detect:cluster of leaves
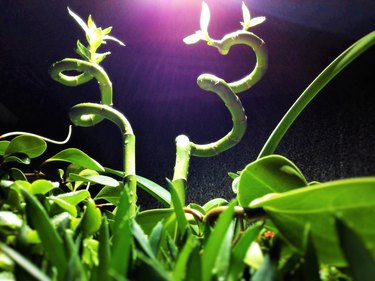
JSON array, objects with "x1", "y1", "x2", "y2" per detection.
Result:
[
  {"x1": 1, "y1": 4, "x2": 375, "y2": 281},
  {"x1": 1, "y1": 137, "x2": 375, "y2": 280}
]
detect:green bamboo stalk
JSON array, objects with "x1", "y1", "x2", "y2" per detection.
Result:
[
  {"x1": 258, "y1": 31, "x2": 375, "y2": 159},
  {"x1": 172, "y1": 28, "x2": 267, "y2": 205},
  {"x1": 70, "y1": 103, "x2": 137, "y2": 216}
]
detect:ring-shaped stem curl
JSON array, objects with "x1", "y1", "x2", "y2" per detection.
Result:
[
  {"x1": 190, "y1": 74, "x2": 247, "y2": 157},
  {"x1": 209, "y1": 30, "x2": 267, "y2": 94},
  {"x1": 70, "y1": 103, "x2": 137, "y2": 215},
  {"x1": 49, "y1": 58, "x2": 113, "y2": 106}
]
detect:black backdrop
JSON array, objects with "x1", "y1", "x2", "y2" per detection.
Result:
[{"x1": 1, "y1": 0, "x2": 374, "y2": 208}]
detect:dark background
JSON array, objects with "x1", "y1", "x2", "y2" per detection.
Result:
[{"x1": 1, "y1": 0, "x2": 374, "y2": 208}]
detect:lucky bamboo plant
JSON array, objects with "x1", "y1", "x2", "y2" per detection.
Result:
[{"x1": 0, "y1": 2, "x2": 374, "y2": 280}]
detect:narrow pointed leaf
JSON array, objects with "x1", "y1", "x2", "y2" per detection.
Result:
[
  {"x1": 149, "y1": 222, "x2": 163, "y2": 256},
  {"x1": 69, "y1": 173, "x2": 119, "y2": 187},
  {"x1": 168, "y1": 179, "x2": 188, "y2": 235},
  {"x1": 173, "y1": 236, "x2": 199, "y2": 281},
  {"x1": 200, "y1": 1, "x2": 210, "y2": 34},
  {"x1": 50, "y1": 196, "x2": 77, "y2": 217},
  {"x1": 242, "y1": 2, "x2": 251, "y2": 25},
  {"x1": 137, "y1": 175, "x2": 171, "y2": 207},
  {"x1": 68, "y1": 7, "x2": 89, "y2": 35},
  {"x1": 183, "y1": 33, "x2": 203, "y2": 45},
  {"x1": 97, "y1": 216, "x2": 111, "y2": 281},
  {"x1": 0, "y1": 242, "x2": 51, "y2": 281},
  {"x1": 202, "y1": 202, "x2": 235, "y2": 281},
  {"x1": 21, "y1": 189, "x2": 67, "y2": 275}
]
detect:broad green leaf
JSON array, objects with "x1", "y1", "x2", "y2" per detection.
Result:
[
  {"x1": 10, "y1": 168, "x2": 27, "y2": 181},
  {"x1": 336, "y1": 218, "x2": 375, "y2": 280},
  {"x1": 137, "y1": 175, "x2": 171, "y2": 207},
  {"x1": 3, "y1": 154, "x2": 30, "y2": 165},
  {"x1": 5, "y1": 135, "x2": 46, "y2": 158},
  {"x1": 30, "y1": 180, "x2": 56, "y2": 195},
  {"x1": 94, "y1": 185, "x2": 122, "y2": 205},
  {"x1": 238, "y1": 155, "x2": 307, "y2": 207},
  {"x1": 56, "y1": 190, "x2": 90, "y2": 206},
  {"x1": 0, "y1": 140, "x2": 10, "y2": 155},
  {"x1": 69, "y1": 173, "x2": 119, "y2": 187},
  {"x1": 250, "y1": 177, "x2": 375, "y2": 266},
  {"x1": 12, "y1": 180, "x2": 31, "y2": 193},
  {"x1": 136, "y1": 208, "x2": 174, "y2": 235},
  {"x1": 244, "y1": 242, "x2": 264, "y2": 269},
  {"x1": 80, "y1": 198, "x2": 102, "y2": 238},
  {"x1": 202, "y1": 202, "x2": 235, "y2": 281},
  {"x1": 44, "y1": 148, "x2": 104, "y2": 171},
  {"x1": 202, "y1": 198, "x2": 228, "y2": 213},
  {"x1": 21, "y1": 189, "x2": 67, "y2": 275},
  {"x1": 0, "y1": 242, "x2": 51, "y2": 281},
  {"x1": 49, "y1": 196, "x2": 77, "y2": 217},
  {"x1": 229, "y1": 222, "x2": 262, "y2": 280}
]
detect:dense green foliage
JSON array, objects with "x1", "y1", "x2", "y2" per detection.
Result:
[{"x1": 1, "y1": 2, "x2": 374, "y2": 280}]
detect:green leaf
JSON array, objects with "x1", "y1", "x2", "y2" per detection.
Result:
[
  {"x1": 80, "y1": 198, "x2": 102, "y2": 238},
  {"x1": 94, "y1": 185, "x2": 121, "y2": 205},
  {"x1": 173, "y1": 236, "x2": 199, "y2": 281},
  {"x1": 93, "y1": 52, "x2": 111, "y2": 64},
  {"x1": 168, "y1": 179, "x2": 188, "y2": 236},
  {"x1": 136, "y1": 208, "x2": 174, "y2": 235},
  {"x1": 214, "y1": 221, "x2": 235, "y2": 280},
  {"x1": 69, "y1": 173, "x2": 119, "y2": 187},
  {"x1": 3, "y1": 154, "x2": 30, "y2": 165},
  {"x1": 200, "y1": 1, "x2": 210, "y2": 34},
  {"x1": 0, "y1": 211, "x2": 22, "y2": 231},
  {"x1": 68, "y1": 7, "x2": 89, "y2": 36},
  {"x1": 75, "y1": 40, "x2": 91, "y2": 61},
  {"x1": 21, "y1": 189, "x2": 67, "y2": 275},
  {"x1": 149, "y1": 221, "x2": 163, "y2": 256},
  {"x1": 97, "y1": 216, "x2": 111, "y2": 281},
  {"x1": 137, "y1": 175, "x2": 171, "y2": 207},
  {"x1": 10, "y1": 168, "x2": 27, "y2": 181},
  {"x1": 5, "y1": 135, "x2": 46, "y2": 158},
  {"x1": 202, "y1": 202, "x2": 235, "y2": 281},
  {"x1": 336, "y1": 218, "x2": 375, "y2": 281},
  {"x1": 0, "y1": 242, "x2": 51, "y2": 281},
  {"x1": 238, "y1": 155, "x2": 307, "y2": 207},
  {"x1": 30, "y1": 180, "x2": 56, "y2": 195},
  {"x1": 252, "y1": 255, "x2": 277, "y2": 281},
  {"x1": 250, "y1": 177, "x2": 375, "y2": 266},
  {"x1": 56, "y1": 190, "x2": 90, "y2": 206},
  {"x1": 49, "y1": 196, "x2": 77, "y2": 217},
  {"x1": 0, "y1": 140, "x2": 10, "y2": 155},
  {"x1": 111, "y1": 190, "x2": 132, "y2": 278},
  {"x1": 259, "y1": 31, "x2": 375, "y2": 158},
  {"x1": 102, "y1": 26, "x2": 112, "y2": 35},
  {"x1": 229, "y1": 222, "x2": 262, "y2": 280},
  {"x1": 132, "y1": 220, "x2": 155, "y2": 259},
  {"x1": 44, "y1": 148, "x2": 104, "y2": 171},
  {"x1": 202, "y1": 198, "x2": 228, "y2": 213}
]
